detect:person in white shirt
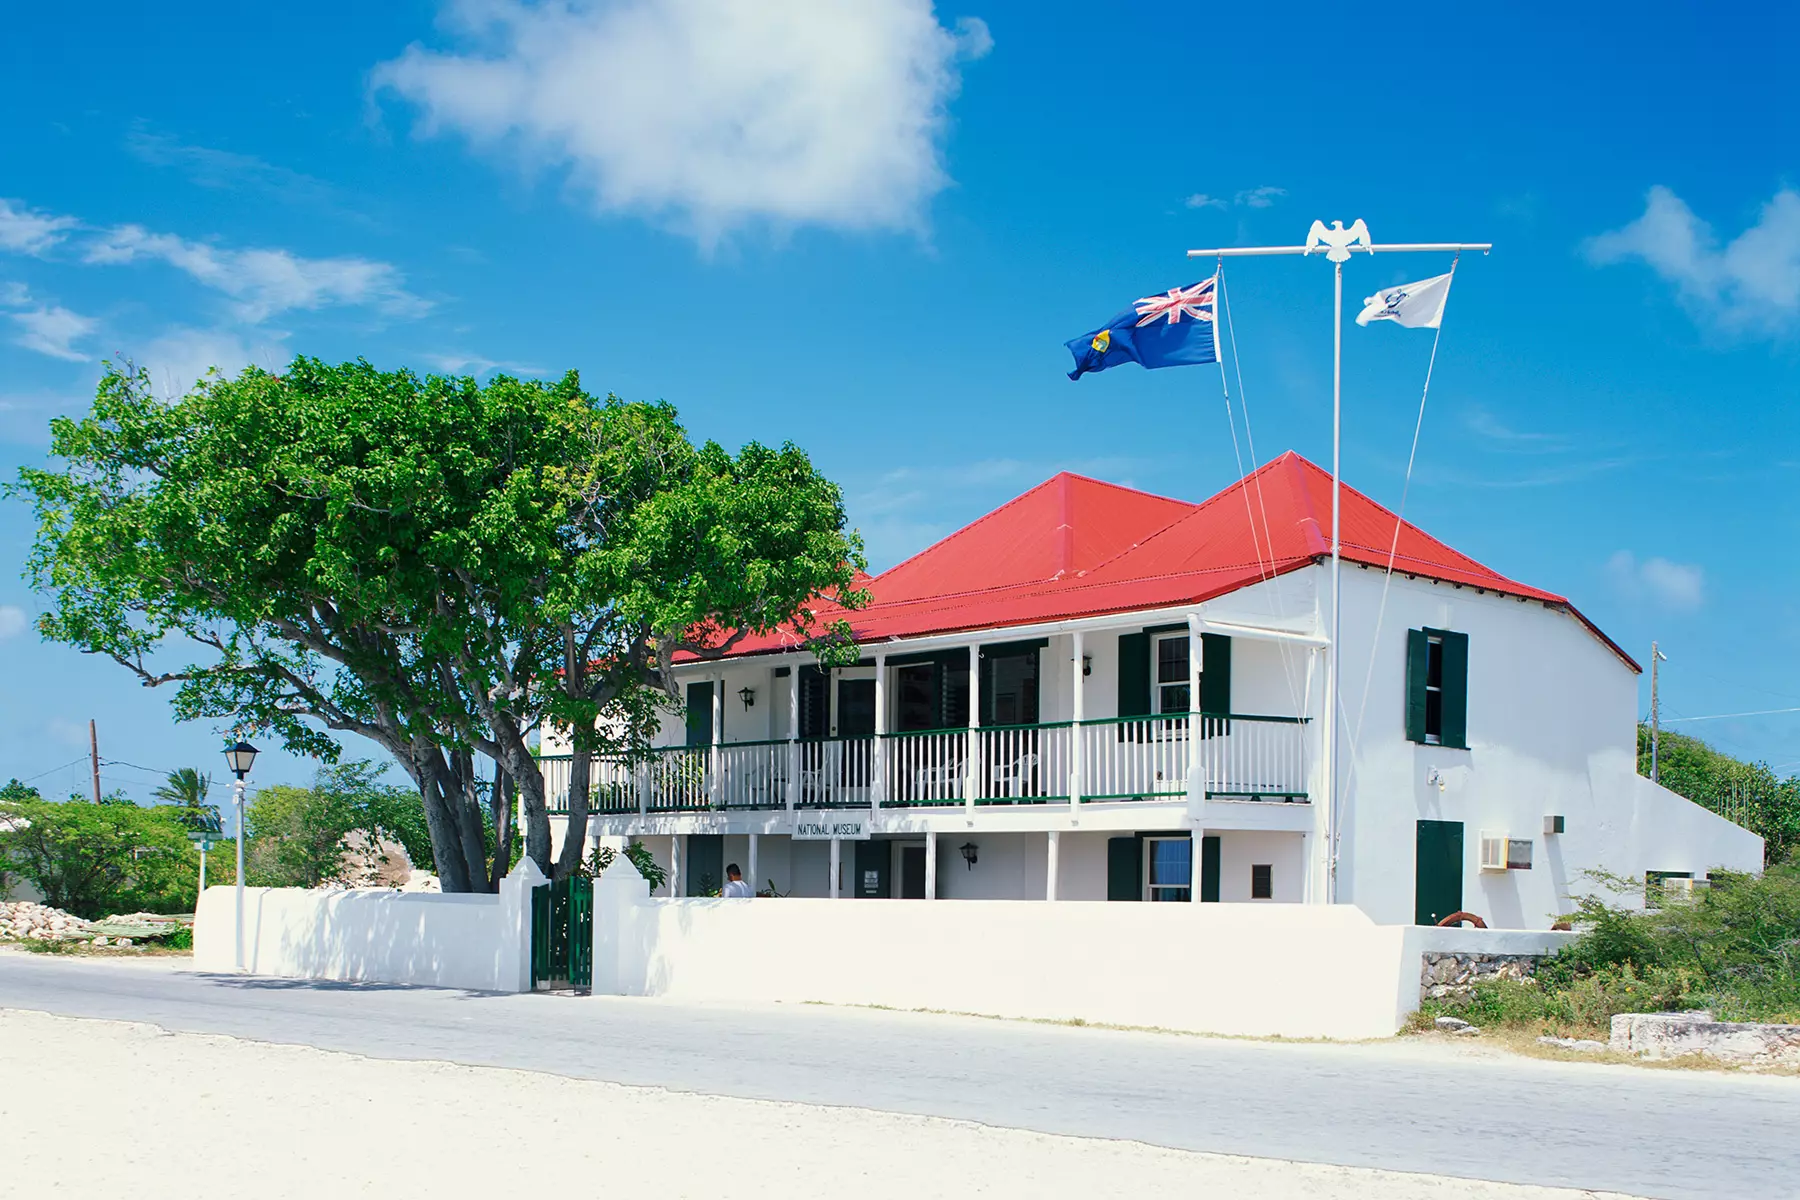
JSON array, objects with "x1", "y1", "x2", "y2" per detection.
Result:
[{"x1": 722, "y1": 863, "x2": 753, "y2": 898}]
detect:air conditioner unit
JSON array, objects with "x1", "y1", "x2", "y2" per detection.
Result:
[
  {"x1": 1479, "y1": 832, "x2": 1533, "y2": 871},
  {"x1": 1662, "y1": 876, "x2": 1698, "y2": 901},
  {"x1": 1479, "y1": 832, "x2": 1508, "y2": 872}
]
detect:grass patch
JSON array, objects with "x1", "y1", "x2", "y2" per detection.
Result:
[{"x1": 18, "y1": 938, "x2": 82, "y2": 955}]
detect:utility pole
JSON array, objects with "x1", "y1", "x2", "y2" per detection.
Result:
[
  {"x1": 89, "y1": 719, "x2": 101, "y2": 804},
  {"x1": 1650, "y1": 642, "x2": 1668, "y2": 783},
  {"x1": 1186, "y1": 225, "x2": 1491, "y2": 904}
]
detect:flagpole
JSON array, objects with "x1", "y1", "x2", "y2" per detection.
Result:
[
  {"x1": 1182, "y1": 226, "x2": 1490, "y2": 909},
  {"x1": 1329, "y1": 259, "x2": 1343, "y2": 903}
]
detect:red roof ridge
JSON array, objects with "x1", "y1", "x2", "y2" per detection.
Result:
[{"x1": 870, "y1": 469, "x2": 1196, "y2": 586}]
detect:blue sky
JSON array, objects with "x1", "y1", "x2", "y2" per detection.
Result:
[{"x1": 2, "y1": 0, "x2": 1796, "y2": 802}]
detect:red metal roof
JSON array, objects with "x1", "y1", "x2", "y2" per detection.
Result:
[{"x1": 701, "y1": 451, "x2": 1636, "y2": 671}]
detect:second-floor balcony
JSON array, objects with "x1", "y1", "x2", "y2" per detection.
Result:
[{"x1": 542, "y1": 711, "x2": 1309, "y2": 816}]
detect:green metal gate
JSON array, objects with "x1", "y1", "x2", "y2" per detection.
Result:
[{"x1": 530, "y1": 875, "x2": 594, "y2": 989}]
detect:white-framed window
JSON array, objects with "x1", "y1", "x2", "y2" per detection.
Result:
[
  {"x1": 1152, "y1": 633, "x2": 1191, "y2": 715},
  {"x1": 1144, "y1": 836, "x2": 1192, "y2": 902}
]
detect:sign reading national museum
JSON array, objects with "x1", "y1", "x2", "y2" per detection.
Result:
[{"x1": 791, "y1": 815, "x2": 870, "y2": 841}]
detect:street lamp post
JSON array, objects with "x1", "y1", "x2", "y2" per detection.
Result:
[{"x1": 224, "y1": 740, "x2": 259, "y2": 971}]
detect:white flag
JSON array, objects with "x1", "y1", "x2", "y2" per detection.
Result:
[{"x1": 1356, "y1": 272, "x2": 1454, "y2": 329}]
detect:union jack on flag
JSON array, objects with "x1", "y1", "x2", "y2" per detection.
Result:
[
  {"x1": 1134, "y1": 278, "x2": 1215, "y2": 327},
  {"x1": 1065, "y1": 274, "x2": 1219, "y2": 381}
]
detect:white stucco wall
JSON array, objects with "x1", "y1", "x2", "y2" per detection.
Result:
[
  {"x1": 192, "y1": 875, "x2": 535, "y2": 992},
  {"x1": 593, "y1": 878, "x2": 1423, "y2": 1038},
  {"x1": 1331, "y1": 566, "x2": 1761, "y2": 927}
]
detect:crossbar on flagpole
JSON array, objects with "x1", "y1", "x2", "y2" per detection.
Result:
[
  {"x1": 1185, "y1": 243, "x2": 1492, "y2": 257},
  {"x1": 1181, "y1": 224, "x2": 1491, "y2": 909}
]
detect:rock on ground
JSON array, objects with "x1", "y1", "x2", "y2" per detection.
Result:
[
  {"x1": 0, "y1": 901, "x2": 93, "y2": 942},
  {"x1": 0, "y1": 1008, "x2": 1651, "y2": 1200}
]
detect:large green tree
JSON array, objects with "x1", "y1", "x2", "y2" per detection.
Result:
[{"x1": 14, "y1": 359, "x2": 863, "y2": 890}]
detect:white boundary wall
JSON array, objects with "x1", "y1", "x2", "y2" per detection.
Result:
[
  {"x1": 592, "y1": 867, "x2": 1567, "y2": 1038},
  {"x1": 193, "y1": 860, "x2": 542, "y2": 992}
]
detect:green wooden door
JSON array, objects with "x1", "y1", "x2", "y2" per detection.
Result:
[
  {"x1": 686, "y1": 833, "x2": 724, "y2": 896},
  {"x1": 854, "y1": 840, "x2": 891, "y2": 898},
  {"x1": 1415, "y1": 820, "x2": 1464, "y2": 925}
]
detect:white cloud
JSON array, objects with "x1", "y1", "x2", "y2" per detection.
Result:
[
  {"x1": 8, "y1": 304, "x2": 98, "y2": 362},
  {"x1": 421, "y1": 352, "x2": 546, "y2": 377},
  {"x1": 84, "y1": 225, "x2": 428, "y2": 323},
  {"x1": 1234, "y1": 185, "x2": 1286, "y2": 209},
  {"x1": 0, "y1": 284, "x2": 98, "y2": 361},
  {"x1": 1184, "y1": 186, "x2": 1284, "y2": 212},
  {"x1": 0, "y1": 605, "x2": 27, "y2": 639},
  {"x1": 1607, "y1": 550, "x2": 1705, "y2": 611},
  {"x1": 1586, "y1": 185, "x2": 1800, "y2": 334},
  {"x1": 137, "y1": 326, "x2": 288, "y2": 399},
  {"x1": 372, "y1": 0, "x2": 992, "y2": 243},
  {"x1": 0, "y1": 199, "x2": 78, "y2": 256}
]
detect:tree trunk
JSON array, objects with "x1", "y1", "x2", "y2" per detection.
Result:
[
  {"x1": 449, "y1": 746, "x2": 490, "y2": 891},
  {"x1": 412, "y1": 746, "x2": 474, "y2": 894},
  {"x1": 487, "y1": 760, "x2": 515, "y2": 891},
  {"x1": 554, "y1": 746, "x2": 593, "y2": 879}
]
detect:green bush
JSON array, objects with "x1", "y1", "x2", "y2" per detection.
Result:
[
  {"x1": 1422, "y1": 861, "x2": 1800, "y2": 1034},
  {"x1": 0, "y1": 781, "x2": 206, "y2": 917}
]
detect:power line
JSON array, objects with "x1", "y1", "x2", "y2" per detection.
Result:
[
  {"x1": 1662, "y1": 706, "x2": 1800, "y2": 724},
  {"x1": 11, "y1": 756, "x2": 90, "y2": 785}
]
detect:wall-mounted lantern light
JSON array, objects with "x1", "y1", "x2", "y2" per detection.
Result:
[
  {"x1": 959, "y1": 841, "x2": 978, "y2": 869},
  {"x1": 1082, "y1": 655, "x2": 1092, "y2": 677},
  {"x1": 738, "y1": 686, "x2": 755, "y2": 710}
]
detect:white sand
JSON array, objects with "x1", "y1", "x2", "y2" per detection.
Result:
[{"x1": 0, "y1": 1008, "x2": 1641, "y2": 1199}]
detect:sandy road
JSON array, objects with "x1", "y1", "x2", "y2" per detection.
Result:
[{"x1": 0, "y1": 1008, "x2": 1648, "y2": 1200}]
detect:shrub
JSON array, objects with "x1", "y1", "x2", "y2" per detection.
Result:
[
  {"x1": 0, "y1": 785, "x2": 203, "y2": 917},
  {"x1": 1423, "y1": 862, "x2": 1800, "y2": 1034}
]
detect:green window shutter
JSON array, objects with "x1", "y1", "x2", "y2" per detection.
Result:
[
  {"x1": 1200, "y1": 835, "x2": 1221, "y2": 903},
  {"x1": 1200, "y1": 633, "x2": 1231, "y2": 716},
  {"x1": 685, "y1": 681, "x2": 714, "y2": 747},
  {"x1": 1106, "y1": 836, "x2": 1143, "y2": 901},
  {"x1": 1404, "y1": 629, "x2": 1429, "y2": 744},
  {"x1": 1117, "y1": 632, "x2": 1150, "y2": 716},
  {"x1": 1439, "y1": 630, "x2": 1469, "y2": 750}
]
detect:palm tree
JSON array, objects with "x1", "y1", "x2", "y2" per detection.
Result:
[{"x1": 153, "y1": 767, "x2": 221, "y2": 834}]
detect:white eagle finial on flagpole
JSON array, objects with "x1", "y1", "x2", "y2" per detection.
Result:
[{"x1": 1304, "y1": 219, "x2": 1373, "y2": 263}]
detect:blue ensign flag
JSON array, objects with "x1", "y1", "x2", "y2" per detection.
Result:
[{"x1": 1065, "y1": 277, "x2": 1218, "y2": 380}]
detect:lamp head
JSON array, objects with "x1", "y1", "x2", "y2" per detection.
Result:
[{"x1": 223, "y1": 740, "x2": 259, "y2": 780}]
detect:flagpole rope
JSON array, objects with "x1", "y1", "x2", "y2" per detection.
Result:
[
  {"x1": 1218, "y1": 267, "x2": 1307, "y2": 717},
  {"x1": 1350, "y1": 256, "x2": 1458, "y2": 749}
]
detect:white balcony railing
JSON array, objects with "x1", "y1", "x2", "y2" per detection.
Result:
[{"x1": 539, "y1": 713, "x2": 1307, "y2": 815}]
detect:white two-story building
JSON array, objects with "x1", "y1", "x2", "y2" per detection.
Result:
[{"x1": 543, "y1": 452, "x2": 1760, "y2": 927}]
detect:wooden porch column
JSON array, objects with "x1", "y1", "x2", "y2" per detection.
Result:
[
  {"x1": 670, "y1": 833, "x2": 681, "y2": 899},
  {"x1": 829, "y1": 837, "x2": 841, "y2": 900},
  {"x1": 873, "y1": 651, "x2": 888, "y2": 817},
  {"x1": 710, "y1": 672, "x2": 724, "y2": 808},
  {"x1": 1070, "y1": 629, "x2": 1085, "y2": 808},
  {"x1": 787, "y1": 662, "x2": 801, "y2": 813},
  {"x1": 965, "y1": 643, "x2": 980, "y2": 815},
  {"x1": 924, "y1": 830, "x2": 937, "y2": 900},
  {"x1": 1187, "y1": 613, "x2": 1204, "y2": 800},
  {"x1": 1046, "y1": 829, "x2": 1060, "y2": 901},
  {"x1": 1188, "y1": 615, "x2": 1205, "y2": 905},
  {"x1": 748, "y1": 832, "x2": 759, "y2": 895}
]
